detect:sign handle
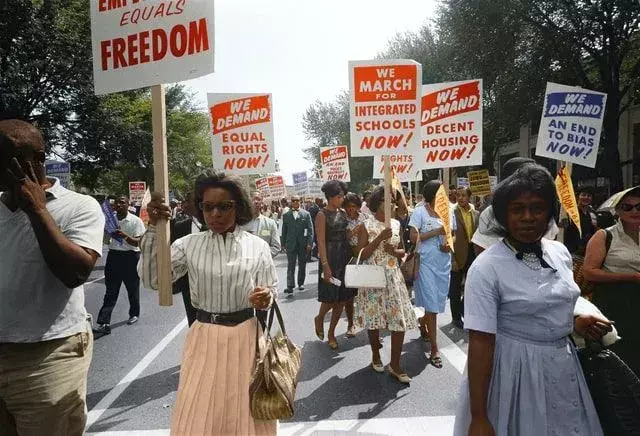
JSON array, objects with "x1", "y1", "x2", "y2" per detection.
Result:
[
  {"x1": 383, "y1": 155, "x2": 392, "y2": 228},
  {"x1": 151, "y1": 85, "x2": 173, "y2": 307},
  {"x1": 443, "y1": 168, "x2": 451, "y2": 199},
  {"x1": 556, "y1": 161, "x2": 573, "y2": 244}
]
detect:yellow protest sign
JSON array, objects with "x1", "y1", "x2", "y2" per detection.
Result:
[
  {"x1": 467, "y1": 169, "x2": 492, "y2": 196},
  {"x1": 434, "y1": 184, "x2": 454, "y2": 251},
  {"x1": 555, "y1": 166, "x2": 581, "y2": 237}
]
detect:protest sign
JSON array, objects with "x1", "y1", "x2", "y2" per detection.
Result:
[
  {"x1": 456, "y1": 177, "x2": 469, "y2": 189},
  {"x1": 255, "y1": 176, "x2": 286, "y2": 201},
  {"x1": 292, "y1": 172, "x2": 308, "y2": 196},
  {"x1": 535, "y1": 82, "x2": 606, "y2": 168},
  {"x1": 489, "y1": 176, "x2": 497, "y2": 192},
  {"x1": 373, "y1": 154, "x2": 422, "y2": 182},
  {"x1": 434, "y1": 185, "x2": 454, "y2": 251},
  {"x1": 556, "y1": 166, "x2": 581, "y2": 237},
  {"x1": 292, "y1": 171, "x2": 308, "y2": 185},
  {"x1": 307, "y1": 178, "x2": 324, "y2": 198},
  {"x1": 45, "y1": 161, "x2": 71, "y2": 188},
  {"x1": 208, "y1": 94, "x2": 275, "y2": 175},
  {"x1": 349, "y1": 59, "x2": 422, "y2": 157},
  {"x1": 128, "y1": 181, "x2": 147, "y2": 206},
  {"x1": 320, "y1": 145, "x2": 351, "y2": 182},
  {"x1": 139, "y1": 189, "x2": 152, "y2": 225},
  {"x1": 90, "y1": 0, "x2": 215, "y2": 95},
  {"x1": 421, "y1": 80, "x2": 483, "y2": 169},
  {"x1": 467, "y1": 169, "x2": 492, "y2": 196},
  {"x1": 101, "y1": 199, "x2": 123, "y2": 243}
]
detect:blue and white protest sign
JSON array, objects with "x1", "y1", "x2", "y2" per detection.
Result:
[
  {"x1": 45, "y1": 161, "x2": 71, "y2": 188},
  {"x1": 535, "y1": 82, "x2": 606, "y2": 168},
  {"x1": 292, "y1": 171, "x2": 308, "y2": 185},
  {"x1": 101, "y1": 200, "x2": 123, "y2": 243}
]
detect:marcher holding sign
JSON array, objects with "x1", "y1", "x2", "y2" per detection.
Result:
[
  {"x1": 535, "y1": 82, "x2": 607, "y2": 168},
  {"x1": 349, "y1": 60, "x2": 422, "y2": 157},
  {"x1": 320, "y1": 145, "x2": 351, "y2": 182},
  {"x1": 208, "y1": 94, "x2": 275, "y2": 175},
  {"x1": 421, "y1": 80, "x2": 483, "y2": 169},
  {"x1": 409, "y1": 180, "x2": 454, "y2": 369}
]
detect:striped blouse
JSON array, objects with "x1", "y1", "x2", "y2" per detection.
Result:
[{"x1": 138, "y1": 226, "x2": 278, "y2": 313}]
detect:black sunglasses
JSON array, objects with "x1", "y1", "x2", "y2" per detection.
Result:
[
  {"x1": 619, "y1": 203, "x2": 640, "y2": 212},
  {"x1": 199, "y1": 200, "x2": 236, "y2": 213}
]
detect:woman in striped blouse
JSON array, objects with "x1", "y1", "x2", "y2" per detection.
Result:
[{"x1": 140, "y1": 172, "x2": 278, "y2": 435}]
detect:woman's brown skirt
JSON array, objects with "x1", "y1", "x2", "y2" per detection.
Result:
[{"x1": 171, "y1": 318, "x2": 277, "y2": 435}]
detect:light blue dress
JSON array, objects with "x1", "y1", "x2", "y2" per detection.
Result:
[
  {"x1": 453, "y1": 239, "x2": 603, "y2": 436},
  {"x1": 409, "y1": 204, "x2": 453, "y2": 314}
]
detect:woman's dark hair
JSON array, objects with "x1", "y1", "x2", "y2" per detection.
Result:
[
  {"x1": 321, "y1": 180, "x2": 347, "y2": 200},
  {"x1": 577, "y1": 186, "x2": 595, "y2": 197},
  {"x1": 368, "y1": 186, "x2": 385, "y2": 213},
  {"x1": 492, "y1": 164, "x2": 556, "y2": 230},
  {"x1": 344, "y1": 192, "x2": 362, "y2": 208},
  {"x1": 422, "y1": 180, "x2": 442, "y2": 204},
  {"x1": 194, "y1": 171, "x2": 253, "y2": 225}
]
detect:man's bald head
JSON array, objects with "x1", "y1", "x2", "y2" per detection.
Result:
[{"x1": 0, "y1": 120, "x2": 47, "y2": 191}]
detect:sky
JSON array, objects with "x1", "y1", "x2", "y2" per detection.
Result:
[{"x1": 183, "y1": 0, "x2": 438, "y2": 184}]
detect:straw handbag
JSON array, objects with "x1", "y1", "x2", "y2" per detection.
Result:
[{"x1": 249, "y1": 301, "x2": 301, "y2": 420}]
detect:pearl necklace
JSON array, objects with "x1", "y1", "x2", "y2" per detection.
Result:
[{"x1": 504, "y1": 240, "x2": 542, "y2": 271}]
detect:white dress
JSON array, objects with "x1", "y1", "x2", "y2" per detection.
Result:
[{"x1": 453, "y1": 239, "x2": 602, "y2": 436}]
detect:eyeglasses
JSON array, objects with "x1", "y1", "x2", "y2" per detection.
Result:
[
  {"x1": 199, "y1": 200, "x2": 236, "y2": 213},
  {"x1": 619, "y1": 203, "x2": 640, "y2": 212}
]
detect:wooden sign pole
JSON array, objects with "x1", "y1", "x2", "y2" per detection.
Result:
[
  {"x1": 383, "y1": 155, "x2": 392, "y2": 228},
  {"x1": 443, "y1": 167, "x2": 451, "y2": 199},
  {"x1": 151, "y1": 84, "x2": 173, "y2": 307}
]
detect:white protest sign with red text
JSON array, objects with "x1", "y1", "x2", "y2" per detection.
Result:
[
  {"x1": 373, "y1": 154, "x2": 422, "y2": 182},
  {"x1": 207, "y1": 93, "x2": 275, "y2": 175},
  {"x1": 255, "y1": 176, "x2": 286, "y2": 201},
  {"x1": 349, "y1": 60, "x2": 422, "y2": 157},
  {"x1": 320, "y1": 146, "x2": 351, "y2": 182},
  {"x1": 90, "y1": 0, "x2": 214, "y2": 95},
  {"x1": 128, "y1": 181, "x2": 146, "y2": 206},
  {"x1": 421, "y1": 80, "x2": 483, "y2": 169}
]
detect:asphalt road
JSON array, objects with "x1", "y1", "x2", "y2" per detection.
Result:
[{"x1": 83, "y1": 247, "x2": 469, "y2": 435}]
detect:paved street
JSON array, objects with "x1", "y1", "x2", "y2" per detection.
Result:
[{"x1": 84, "y1": 248, "x2": 469, "y2": 435}]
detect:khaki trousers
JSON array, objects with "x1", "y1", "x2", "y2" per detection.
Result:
[{"x1": 0, "y1": 328, "x2": 93, "y2": 436}]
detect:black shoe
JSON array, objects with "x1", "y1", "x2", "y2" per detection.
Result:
[
  {"x1": 298, "y1": 285, "x2": 305, "y2": 291},
  {"x1": 284, "y1": 288, "x2": 293, "y2": 294},
  {"x1": 452, "y1": 319, "x2": 464, "y2": 329},
  {"x1": 93, "y1": 324, "x2": 111, "y2": 335},
  {"x1": 127, "y1": 316, "x2": 139, "y2": 325}
]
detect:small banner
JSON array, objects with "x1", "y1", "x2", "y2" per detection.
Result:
[
  {"x1": 128, "y1": 181, "x2": 146, "y2": 207},
  {"x1": 556, "y1": 166, "x2": 581, "y2": 237},
  {"x1": 434, "y1": 184, "x2": 454, "y2": 251},
  {"x1": 373, "y1": 154, "x2": 422, "y2": 182},
  {"x1": 255, "y1": 175, "x2": 286, "y2": 201}
]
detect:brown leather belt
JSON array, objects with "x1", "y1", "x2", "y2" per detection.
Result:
[{"x1": 195, "y1": 308, "x2": 255, "y2": 326}]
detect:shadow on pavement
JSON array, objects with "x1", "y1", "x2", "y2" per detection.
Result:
[
  {"x1": 440, "y1": 322, "x2": 469, "y2": 345},
  {"x1": 86, "y1": 365, "x2": 181, "y2": 431}
]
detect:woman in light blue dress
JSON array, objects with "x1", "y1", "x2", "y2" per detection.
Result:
[
  {"x1": 409, "y1": 180, "x2": 454, "y2": 368},
  {"x1": 454, "y1": 164, "x2": 611, "y2": 436}
]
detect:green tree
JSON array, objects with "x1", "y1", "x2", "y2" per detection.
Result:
[{"x1": 302, "y1": 91, "x2": 375, "y2": 194}]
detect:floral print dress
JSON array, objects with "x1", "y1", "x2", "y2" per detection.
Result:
[{"x1": 355, "y1": 218, "x2": 418, "y2": 332}]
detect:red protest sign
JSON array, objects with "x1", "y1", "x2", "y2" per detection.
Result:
[
  {"x1": 349, "y1": 60, "x2": 422, "y2": 157},
  {"x1": 255, "y1": 175, "x2": 286, "y2": 201},
  {"x1": 90, "y1": 0, "x2": 215, "y2": 95},
  {"x1": 208, "y1": 94, "x2": 275, "y2": 175},
  {"x1": 320, "y1": 145, "x2": 351, "y2": 182},
  {"x1": 420, "y1": 80, "x2": 483, "y2": 169}
]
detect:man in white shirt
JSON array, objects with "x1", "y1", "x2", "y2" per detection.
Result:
[
  {"x1": 240, "y1": 193, "x2": 281, "y2": 257},
  {"x1": 0, "y1": 119, "x2": 105, "y2": 435},
  {"x1": 94, "y1": 196, "x2": 147, "y2": 335}
]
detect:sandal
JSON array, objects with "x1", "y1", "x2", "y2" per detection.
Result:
[
  {"x1": 429, "y1": 354, "x2": 443, "y2": 369},
  {"x1": 346, "y1": 325, "x2": 357, "y2": 338},
  {"x1": 387, "y1": 366, "x2": 411, "y2": 384},
  {"x1": 314, "y1": 316, "x2": 324, "y2": 341},
  {"x1": 371, "y1": 361, "x2": 385, "y2": 373}
]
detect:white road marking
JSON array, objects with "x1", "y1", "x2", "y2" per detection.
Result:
[
  {"x1": 86, "y1": 275, "x2": 105, "y2": 285},
  {"x1": 86, "y1": 318, "x2": 188, "y2": 429},
  {"x1": 86, "y1": 415, "x2": 456, "y2": 436}
]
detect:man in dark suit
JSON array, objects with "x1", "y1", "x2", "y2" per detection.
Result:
[
  {"x1": 170, "y1": 192, "x2": 202, "y2": 326},
  {"x1": 450, "y1": 187, "x2": 479, "y2": 328},
  {"x1": 308, "y1": 197, "x2": 323, "y2": 260},
  {"x1": 281, "y1": 196, "x2": 314, "y2": 294}
]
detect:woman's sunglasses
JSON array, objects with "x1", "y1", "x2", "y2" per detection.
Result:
[
  {"x1": 199, "y1": 200, "x2": 236, "y2": 213},
  {"x1": 619, "y1": 203, "x2": 640, "y2": 212}
]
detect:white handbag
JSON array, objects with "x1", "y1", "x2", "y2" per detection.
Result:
[{"x1": 344, "y1": 249, "x2": 387, "y2": 289}]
